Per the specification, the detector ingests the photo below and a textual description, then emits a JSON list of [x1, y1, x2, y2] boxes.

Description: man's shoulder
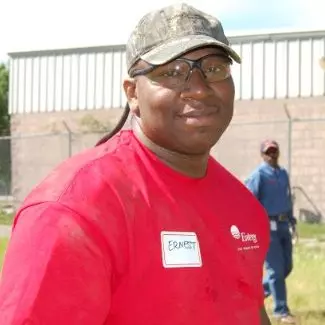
[[243, 163, 264, 181], [279, 166, 289, 174], [10, 133, 135, 256], [253, 163, 266, 173], [250, 163, 274, 179], [21, 130, 136, 208]]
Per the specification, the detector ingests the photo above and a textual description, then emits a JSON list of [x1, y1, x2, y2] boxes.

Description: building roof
[[8, 28, 325, 59]]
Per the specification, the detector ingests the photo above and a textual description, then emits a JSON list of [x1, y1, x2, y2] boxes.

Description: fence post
[[284, 104, 292, 176], [62, 121, 72, 157]]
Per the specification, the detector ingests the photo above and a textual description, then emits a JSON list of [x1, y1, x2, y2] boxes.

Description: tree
[[0, 63, 9, 135], [0, 63, 10, 195]]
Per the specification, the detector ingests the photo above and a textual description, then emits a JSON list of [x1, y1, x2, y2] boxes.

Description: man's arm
[[260, 306, 271, 325], [0, 202, 111, 325]]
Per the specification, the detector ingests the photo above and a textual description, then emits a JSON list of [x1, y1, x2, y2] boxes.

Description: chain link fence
[[214, 117, 325, 223], [1, 117, 325, 221]]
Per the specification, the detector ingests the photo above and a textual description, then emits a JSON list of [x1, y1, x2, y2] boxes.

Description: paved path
[[0, 225, 11, 238]]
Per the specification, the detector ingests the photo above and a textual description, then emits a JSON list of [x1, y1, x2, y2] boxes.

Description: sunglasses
[[130, 54, 232, 90]]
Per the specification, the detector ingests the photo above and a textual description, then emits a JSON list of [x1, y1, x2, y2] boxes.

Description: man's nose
[[180, 69, 214, 99]]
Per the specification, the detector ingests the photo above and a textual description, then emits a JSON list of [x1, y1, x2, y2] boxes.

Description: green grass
[[266, 243, 325, 325], [297, 222, 325, 241]]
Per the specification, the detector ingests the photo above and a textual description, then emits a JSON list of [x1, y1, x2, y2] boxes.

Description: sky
[[1, 0, 325, 62]]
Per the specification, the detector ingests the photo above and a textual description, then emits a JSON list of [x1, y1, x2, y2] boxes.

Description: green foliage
[[0, 63, 9, 135], [0, 63, 10, 194], [0, 209, 13, 225]]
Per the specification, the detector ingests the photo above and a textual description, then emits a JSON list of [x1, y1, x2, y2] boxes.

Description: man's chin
[[180, 136, 220, 156], [268, 159, 278, 166]]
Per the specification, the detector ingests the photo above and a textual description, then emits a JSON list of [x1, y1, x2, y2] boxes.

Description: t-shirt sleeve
[[0, 202, 112, 325]]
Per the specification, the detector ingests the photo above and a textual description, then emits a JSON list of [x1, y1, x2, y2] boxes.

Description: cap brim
[[140, 34, 241, 65], [262, 144, 278, 153]]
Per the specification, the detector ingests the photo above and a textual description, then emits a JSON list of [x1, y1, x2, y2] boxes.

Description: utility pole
[[320, 56, 325, 71], [320, 56, 325, 96]]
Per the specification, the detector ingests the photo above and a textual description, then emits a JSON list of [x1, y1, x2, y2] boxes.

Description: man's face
[[262, 147, 279, 166], [124, 47, 235, 155]]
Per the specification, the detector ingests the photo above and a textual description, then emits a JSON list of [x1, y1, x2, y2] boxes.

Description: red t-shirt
[[0, 130, 269, 325]]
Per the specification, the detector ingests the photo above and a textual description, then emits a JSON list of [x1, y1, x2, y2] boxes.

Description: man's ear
[[123, 78, 140, 117]]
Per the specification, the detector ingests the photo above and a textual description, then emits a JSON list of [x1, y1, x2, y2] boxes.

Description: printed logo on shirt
[[230, 225, 241, 239], [230, 225, 259, 251], [161, 231, 202, 268]]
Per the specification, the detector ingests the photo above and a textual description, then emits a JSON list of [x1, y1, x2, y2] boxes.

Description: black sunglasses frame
[[129, 53, 232, 79]]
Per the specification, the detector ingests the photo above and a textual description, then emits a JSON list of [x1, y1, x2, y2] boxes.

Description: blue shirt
[[245, 162, 296, 225]]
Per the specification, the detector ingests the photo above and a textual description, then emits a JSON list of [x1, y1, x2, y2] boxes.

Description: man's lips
[[180, 109, 217, 118], [179, 101, 220, 118]]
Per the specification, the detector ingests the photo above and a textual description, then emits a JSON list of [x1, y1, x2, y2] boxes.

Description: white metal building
[[8, 29, 325, 114]]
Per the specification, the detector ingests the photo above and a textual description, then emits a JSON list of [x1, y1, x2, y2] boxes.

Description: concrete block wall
[[10, 108, 126, 206], [215, 97, 325, 222], [10, 97, 325, 222]]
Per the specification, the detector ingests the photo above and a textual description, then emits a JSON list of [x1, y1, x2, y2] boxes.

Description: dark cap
[[261, 140, 279, 153], [126, 3, 241, 73]]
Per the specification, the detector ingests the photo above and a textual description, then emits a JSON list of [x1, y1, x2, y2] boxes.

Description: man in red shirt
[[0, 3, 271, 325]]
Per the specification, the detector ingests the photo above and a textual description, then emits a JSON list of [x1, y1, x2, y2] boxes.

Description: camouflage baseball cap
[[126, 3, 241, 73]]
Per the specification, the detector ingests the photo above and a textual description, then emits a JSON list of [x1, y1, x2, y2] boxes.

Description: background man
[[245, 139, 297, 324]]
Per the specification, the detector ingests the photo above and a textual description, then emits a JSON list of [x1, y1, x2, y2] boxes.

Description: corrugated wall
[[9, 46, 127, 114], [8, 30, 325, 114], [230, 31, 325, 100]]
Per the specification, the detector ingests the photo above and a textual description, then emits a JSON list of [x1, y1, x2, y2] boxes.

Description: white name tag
[[161, 231, 202, 268], [270, 220, 277, 231]]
